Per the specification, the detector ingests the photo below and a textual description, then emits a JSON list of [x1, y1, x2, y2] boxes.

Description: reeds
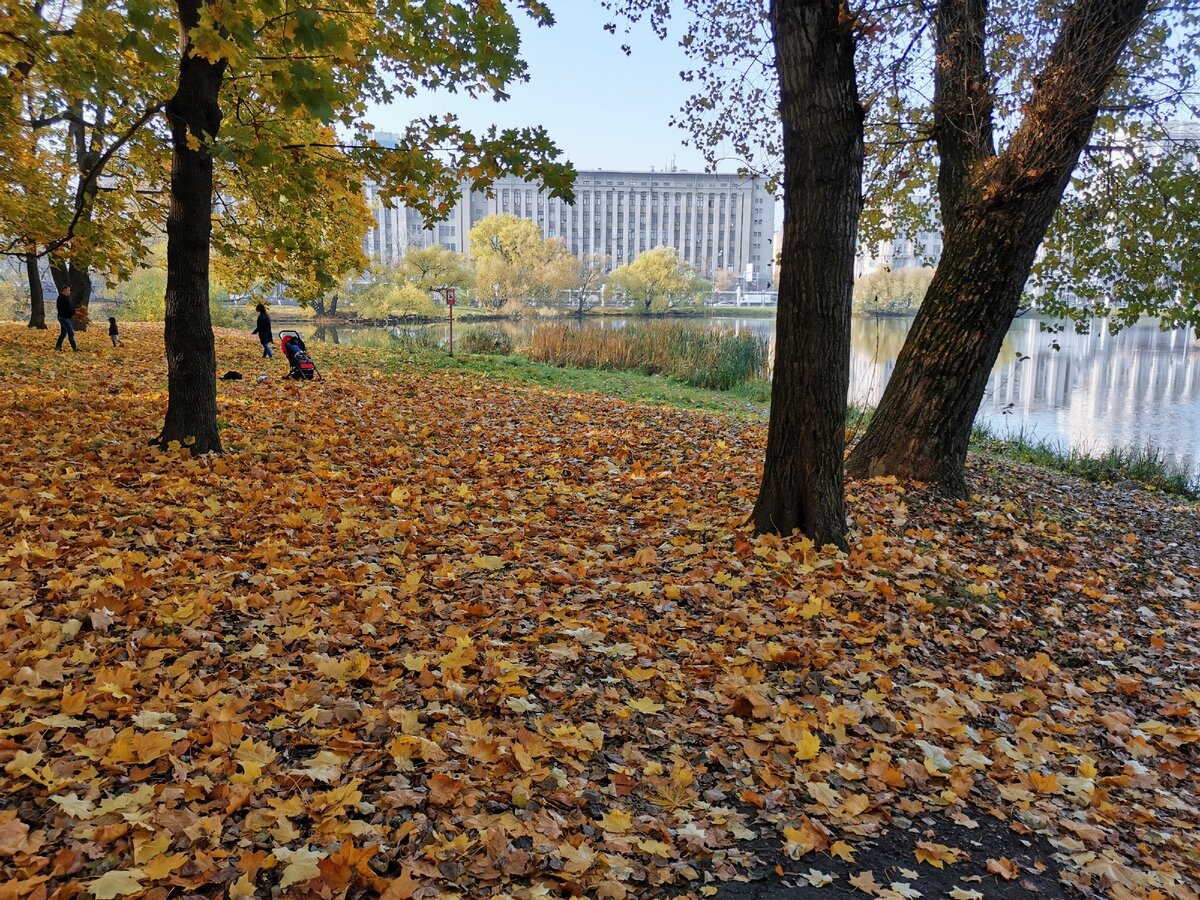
[[528, 322, 769, 391]]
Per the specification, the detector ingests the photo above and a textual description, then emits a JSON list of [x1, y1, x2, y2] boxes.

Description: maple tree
[[468, 214, 576, 312], [3, 0, 575, 452], [0, 0, 170, 328], [1, 322, 1198, 897], [210, 125, 374, 306]]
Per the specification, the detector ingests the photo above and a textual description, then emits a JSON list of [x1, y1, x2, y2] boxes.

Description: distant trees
[[605, 246, 708, 312], [573, 254, 609, 315], [853, 268, 935, 314], [399, 246, 475, 296], [468, 214, 575, 312], [713, 269, 740, 292]]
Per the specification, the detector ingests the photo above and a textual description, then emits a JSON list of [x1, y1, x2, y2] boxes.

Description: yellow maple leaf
[[829, 840, 856, 862], [89, 869, 145, 899], [626, 697, 665, 715], [470, 553, 505, 571], [915, 841, 961, 868], [1030, 771, 1061, 794], [142, 852, 188, 879], [599, 809, 632, 833], [274, 846, 324, 890], [793, 729, 821, 761]]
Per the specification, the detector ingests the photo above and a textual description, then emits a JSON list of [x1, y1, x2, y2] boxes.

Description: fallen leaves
[[0, 324, 1198, 898]]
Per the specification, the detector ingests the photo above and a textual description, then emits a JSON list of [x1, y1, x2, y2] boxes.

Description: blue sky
[[364, 5, 719, 173]]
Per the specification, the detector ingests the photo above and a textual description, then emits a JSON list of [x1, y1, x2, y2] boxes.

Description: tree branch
[[43, 101, 165, 257]]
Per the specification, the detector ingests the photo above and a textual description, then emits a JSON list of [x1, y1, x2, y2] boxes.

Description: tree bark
[[752, 0, 863, 547], [329, 293, 338, 316], [158, 0, 226, 454], [25, 252, 46, 329], [59, 108, 100, 330], [846, 0, 1149, 492]]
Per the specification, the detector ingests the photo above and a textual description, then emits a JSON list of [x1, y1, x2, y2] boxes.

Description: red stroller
[[279, 331, 321, 381]]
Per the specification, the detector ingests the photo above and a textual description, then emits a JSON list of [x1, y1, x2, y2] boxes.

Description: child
[[108, 316, 121, 347]]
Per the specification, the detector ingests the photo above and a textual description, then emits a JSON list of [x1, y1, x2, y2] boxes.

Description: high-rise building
[[362, 150, 776, 286]]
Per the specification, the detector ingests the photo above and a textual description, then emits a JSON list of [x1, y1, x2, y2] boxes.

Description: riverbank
[[2, 323, 1197, 898]]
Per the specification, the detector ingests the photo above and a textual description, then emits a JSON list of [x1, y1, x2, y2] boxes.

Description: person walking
[[252, 303, 273, 358], [54, 285, 78, 352], [108, 316, 121, 347]]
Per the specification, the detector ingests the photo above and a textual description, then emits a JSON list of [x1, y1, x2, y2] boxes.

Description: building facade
[[362, 153, 776, 286]]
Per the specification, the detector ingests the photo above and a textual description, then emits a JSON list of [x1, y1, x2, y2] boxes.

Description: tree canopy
[[605, 246, 707, 312], [603, 0, 1200, 326], [468, 214, 576, 311]]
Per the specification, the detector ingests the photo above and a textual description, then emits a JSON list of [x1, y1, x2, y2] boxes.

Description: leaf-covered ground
[[1, 323, 1197, 900]]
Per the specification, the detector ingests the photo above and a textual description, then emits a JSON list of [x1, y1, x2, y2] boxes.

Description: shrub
[[460, 327, 514, 355], [854, 266, 934, 313], [528, 322, 769, 391]]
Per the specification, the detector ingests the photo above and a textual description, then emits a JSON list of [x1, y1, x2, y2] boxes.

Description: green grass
[[359, 345, 771, 420], [528, 321, 770, 391], [970, 423, 1200, 499]]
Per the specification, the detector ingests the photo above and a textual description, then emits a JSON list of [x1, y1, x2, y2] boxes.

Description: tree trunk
[[329, 293, 338, 316], [158, 0, 226, 454], [751, 0, 863, 547], [314, 296, 326, 317], [67, 262, 92, 330], [846, 0, 1149, 492], [25, 252, 46, 329]]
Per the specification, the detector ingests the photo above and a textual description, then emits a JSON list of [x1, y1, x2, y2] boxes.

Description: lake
[[307, 314, 1200, 476]]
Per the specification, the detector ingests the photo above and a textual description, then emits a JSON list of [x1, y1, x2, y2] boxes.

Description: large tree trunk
[[329, 293, 338, 316], [158, 0, 226, 454], [59, 109, 101, 331], [846, 0, 1149, 492], [751, 0, 862, 547], [25, 252, 46, 329]]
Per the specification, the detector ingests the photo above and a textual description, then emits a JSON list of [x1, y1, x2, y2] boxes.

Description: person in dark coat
[[54, 286, 78, 352], [108, 316, 121, 347], [252, 303, 273, 358]]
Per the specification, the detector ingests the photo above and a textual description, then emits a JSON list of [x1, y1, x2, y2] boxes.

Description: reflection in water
[[309, 314, 1200, 475]]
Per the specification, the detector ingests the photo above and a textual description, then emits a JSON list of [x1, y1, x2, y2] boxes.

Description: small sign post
[[445, 287, 457, 357]]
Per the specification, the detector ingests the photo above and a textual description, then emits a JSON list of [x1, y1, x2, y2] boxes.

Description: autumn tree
[[573, 253, 608, 315], [211, 125, 373, 307], [844, 0, 1167, 490], [115, 2, 574, 452], [853, 266, 935, 313], [605, 246, 706, 313], [0, 0, 171, 329], [0, 1, 375, 344], [713, 268, 739, 292], [399, 245, 474, 296], [468, 214, 575, 311]]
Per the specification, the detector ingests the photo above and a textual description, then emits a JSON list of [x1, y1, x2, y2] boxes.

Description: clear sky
[[363, 5, 721, 174]]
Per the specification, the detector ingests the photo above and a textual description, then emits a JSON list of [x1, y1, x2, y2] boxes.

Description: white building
[[362, 146, 776, 286], [855, 228, 943, 277]]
